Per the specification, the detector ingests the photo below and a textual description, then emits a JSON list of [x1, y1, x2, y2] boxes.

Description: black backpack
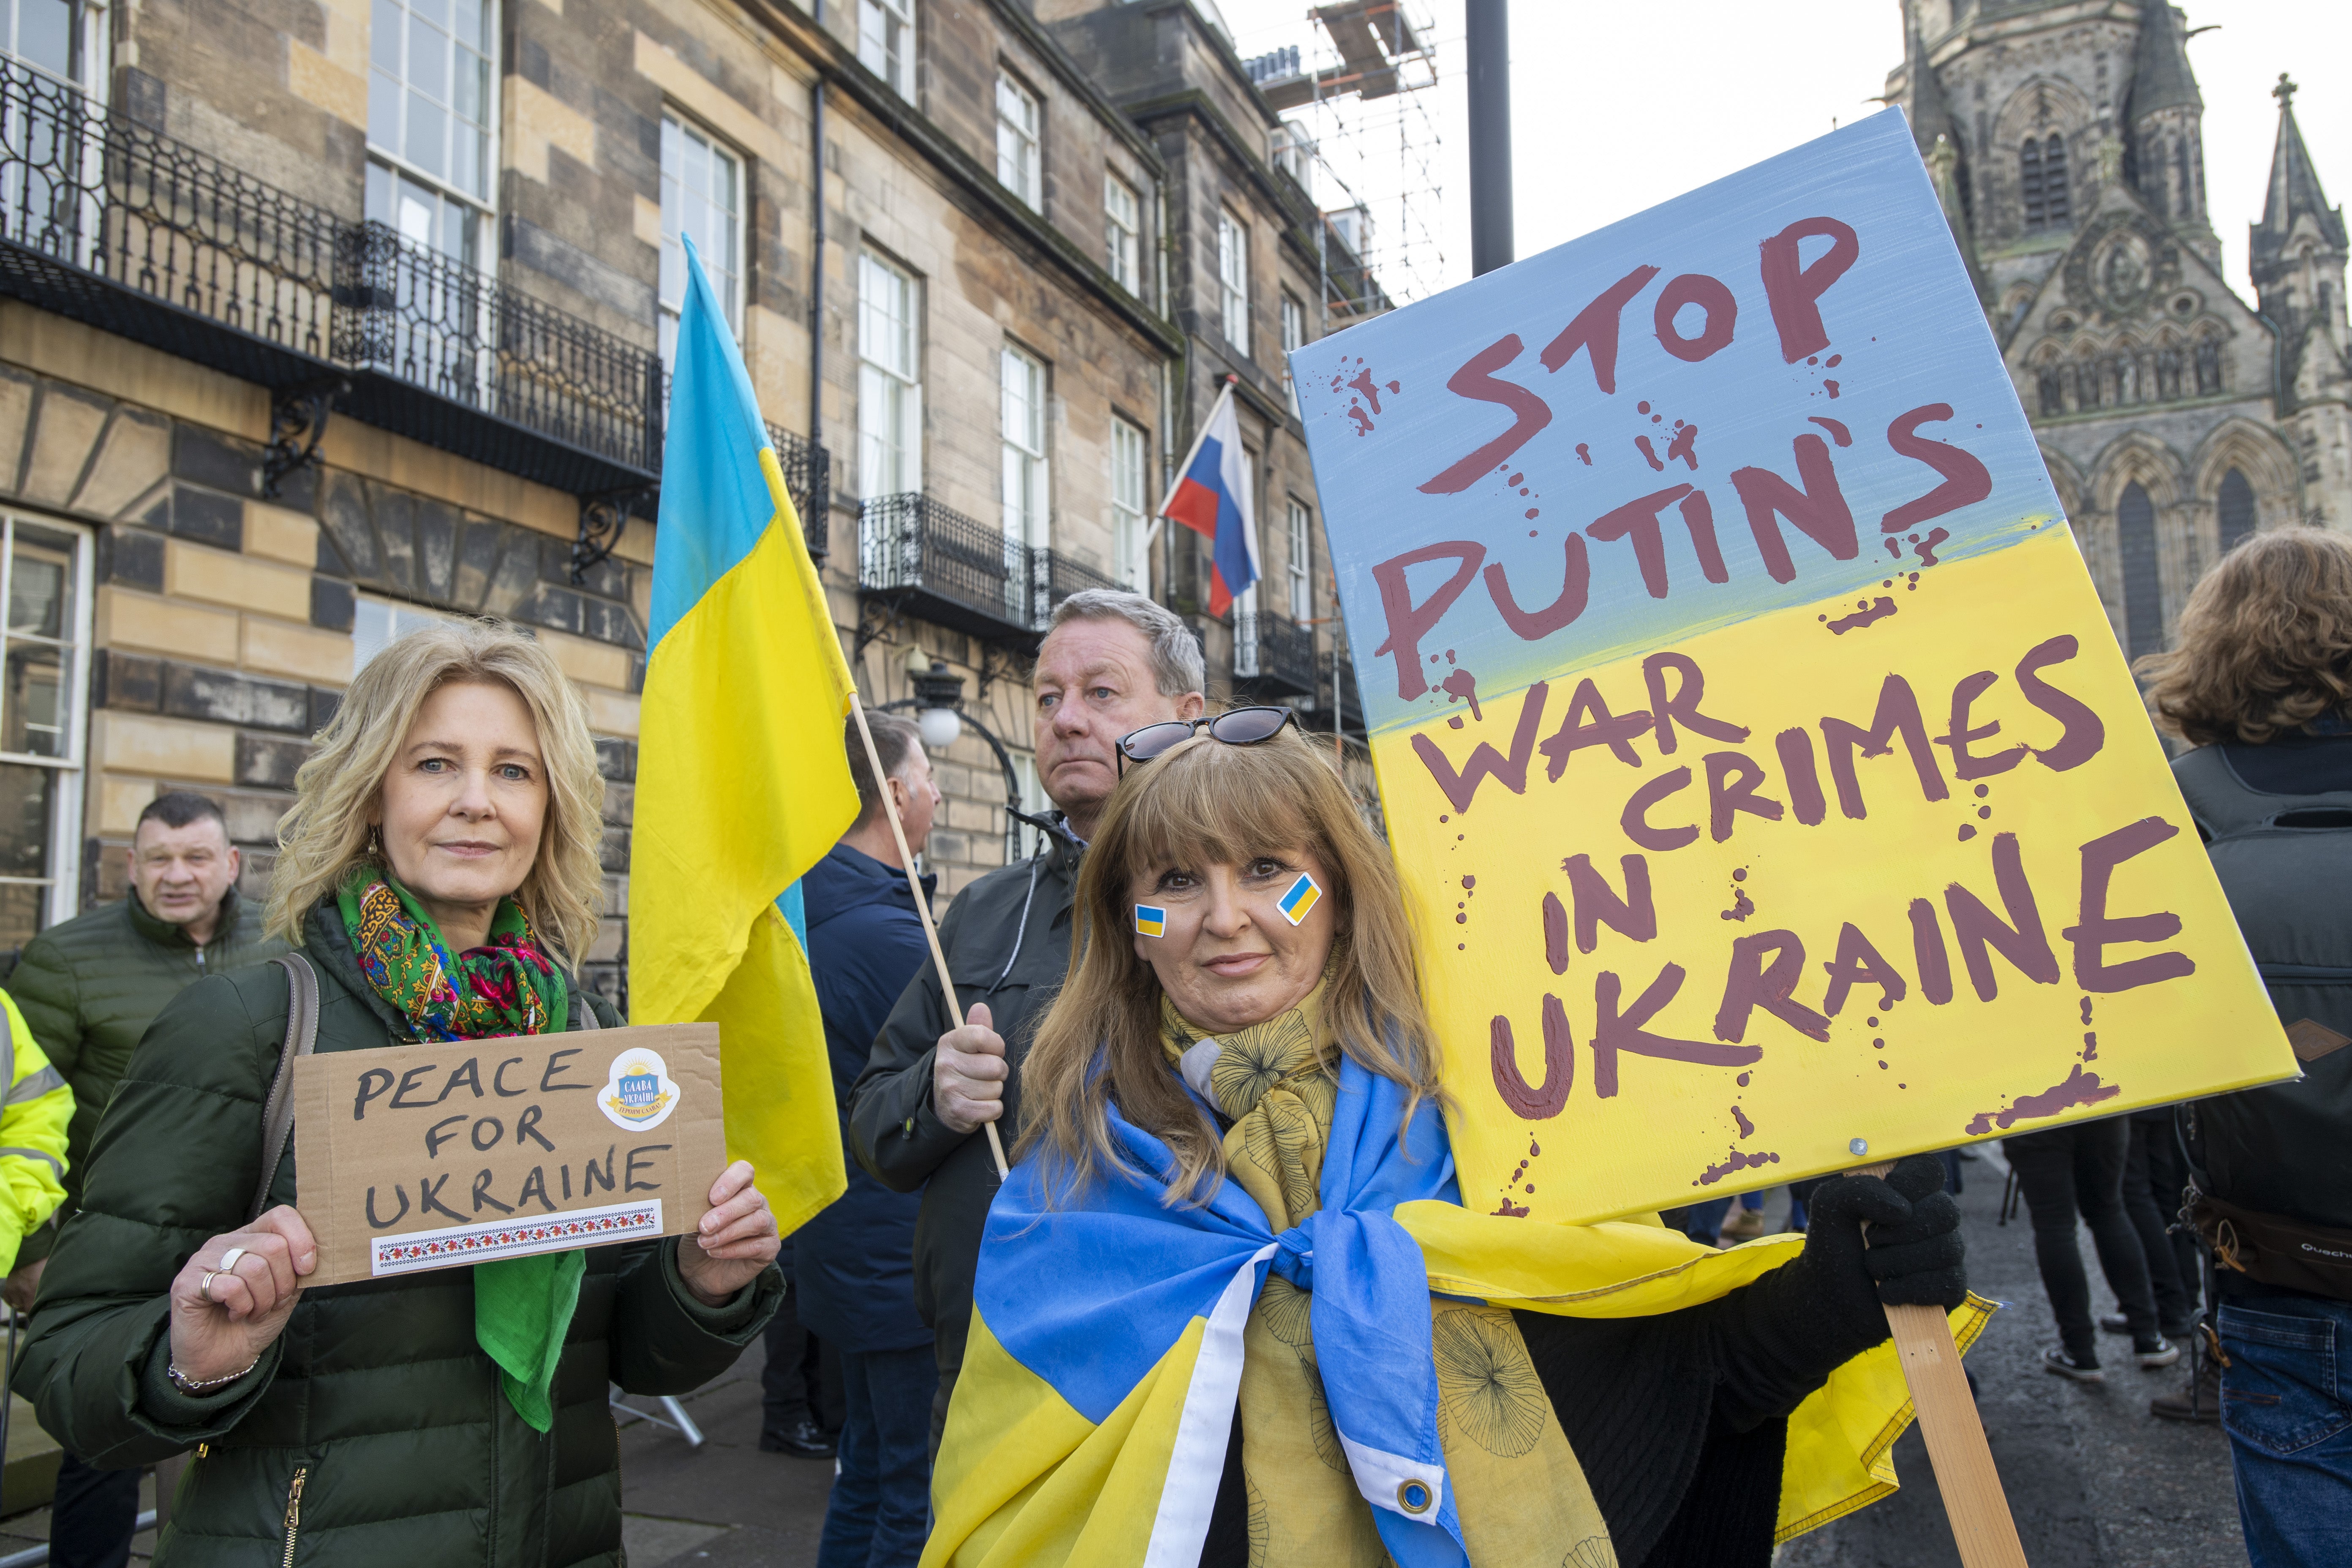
[[2173, 743, 2352, 1233]]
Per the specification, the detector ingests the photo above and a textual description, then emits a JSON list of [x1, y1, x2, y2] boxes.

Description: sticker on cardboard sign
[[601, 1048, 681, 1132]]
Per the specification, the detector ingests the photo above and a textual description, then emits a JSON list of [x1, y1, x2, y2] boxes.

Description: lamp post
[[884, 655, 1032, 864]]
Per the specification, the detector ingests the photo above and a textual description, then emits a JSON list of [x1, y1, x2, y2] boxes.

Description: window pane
[[373, 0, 403, 72], [8, 544, 68, 637], [0, 762, 54, 880], [406, 89, 446, 176], [18, 0, 73, 80], [408, 19, 447, 101], [370, 69, 403, 150], [3, 640, 65, 757]]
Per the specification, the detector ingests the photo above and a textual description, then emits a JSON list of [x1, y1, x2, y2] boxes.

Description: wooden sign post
[[1286, 110, 2297, 1557], [292, 1022, 728, 1286]]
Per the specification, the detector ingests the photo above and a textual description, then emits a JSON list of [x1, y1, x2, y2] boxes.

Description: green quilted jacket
[[5, 888, 285, 1263], [10, 901, 781, 1568]]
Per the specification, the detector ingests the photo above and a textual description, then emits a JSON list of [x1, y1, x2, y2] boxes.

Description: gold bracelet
[[166, 1353, 262, 1394]]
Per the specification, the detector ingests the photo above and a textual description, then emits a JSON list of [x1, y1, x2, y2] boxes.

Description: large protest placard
[[1290, 111, 2298, 1226], [292, 1023, 726, 1286]]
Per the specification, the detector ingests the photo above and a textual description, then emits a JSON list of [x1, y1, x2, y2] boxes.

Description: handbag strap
[[250, 954, 321, 1223]]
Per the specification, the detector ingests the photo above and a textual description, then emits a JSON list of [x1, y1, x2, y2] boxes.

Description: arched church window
[[2037, 368, 2063, 417], [2043, 136, 2070, 225], [2218, 468, 2256, 553], [2021, 139, 2045, 228], [2172, 138, 2192, 219], [2118, 481, 2164, 659]]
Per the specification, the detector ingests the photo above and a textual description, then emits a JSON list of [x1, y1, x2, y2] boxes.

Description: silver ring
[[218, 1247, 248, 1272], [199, 1269, 220, 1300]]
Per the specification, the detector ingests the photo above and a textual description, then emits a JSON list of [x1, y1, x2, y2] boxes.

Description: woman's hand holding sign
[[677, 1160, 781, 1307], [167, 1205, 318, 1389]]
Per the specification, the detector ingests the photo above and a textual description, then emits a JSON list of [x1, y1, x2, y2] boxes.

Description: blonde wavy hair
[[267, 618, 607, 967], [2134, 525, 2352, 746], [1015, 725, 1445, 1202]]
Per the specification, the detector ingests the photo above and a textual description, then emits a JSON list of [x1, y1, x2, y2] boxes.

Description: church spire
[[2126, 0, 2200, 122], [1902, 11, 1957, 154], [2251, 74, 2348, 288]]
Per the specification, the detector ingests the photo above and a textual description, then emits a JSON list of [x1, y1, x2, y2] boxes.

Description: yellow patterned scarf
[[1159, 987, 1619, 1567]]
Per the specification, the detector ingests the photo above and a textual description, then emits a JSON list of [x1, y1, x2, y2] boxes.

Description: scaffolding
[[1239, 1, 1446, 329]]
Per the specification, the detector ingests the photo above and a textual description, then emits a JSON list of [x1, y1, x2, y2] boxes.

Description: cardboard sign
[[1289, 111, 2298, 1225], [292, 1024, 726, 1286]]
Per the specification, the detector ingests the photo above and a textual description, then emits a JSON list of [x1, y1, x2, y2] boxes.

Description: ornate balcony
[[859, 493, 1125, 652], [0, 61, 831, 575], [1232, 609, 1319, 700]]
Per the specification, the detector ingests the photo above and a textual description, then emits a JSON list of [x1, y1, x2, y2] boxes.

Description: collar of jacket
[[811, 841, 937, 911], [126, 885, 240, 951], [1039, 813, 1086, 879]]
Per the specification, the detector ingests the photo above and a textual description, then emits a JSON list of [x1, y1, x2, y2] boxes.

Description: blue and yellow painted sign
[[1290, 110, 2296, 1225]]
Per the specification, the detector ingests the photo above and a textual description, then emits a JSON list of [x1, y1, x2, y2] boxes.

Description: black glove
[[1701, 1154, 1968, 1430], [1795, 1154, 1969, 1342]]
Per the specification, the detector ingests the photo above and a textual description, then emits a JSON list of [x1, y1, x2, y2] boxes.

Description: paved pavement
[[0, 1143, 2250, 1566]]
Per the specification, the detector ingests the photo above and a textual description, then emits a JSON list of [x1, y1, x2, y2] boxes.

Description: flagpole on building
[[1146, 374, 1239, 549], [847, 689, 1011, 1180]]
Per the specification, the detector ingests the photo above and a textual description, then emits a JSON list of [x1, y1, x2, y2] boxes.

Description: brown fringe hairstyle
[[2134, 525, 2352, 746], [1014, 725, 1444, 1203]]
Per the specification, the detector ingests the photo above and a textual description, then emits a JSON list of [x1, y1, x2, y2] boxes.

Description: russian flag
[[1160, 382, 1260, 616]]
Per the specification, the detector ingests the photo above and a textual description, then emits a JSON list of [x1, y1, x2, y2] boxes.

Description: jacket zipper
[[280, 1467, 306, 1567]]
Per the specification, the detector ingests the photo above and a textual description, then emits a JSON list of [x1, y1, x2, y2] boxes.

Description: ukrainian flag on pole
[[631, 235, 858, 1236]]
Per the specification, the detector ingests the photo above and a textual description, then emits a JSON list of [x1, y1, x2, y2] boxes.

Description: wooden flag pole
[[849, 690, 1010, 1180], [1851, 1162, 2027, 1568]]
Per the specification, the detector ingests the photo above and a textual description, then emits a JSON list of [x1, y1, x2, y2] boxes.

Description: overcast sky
[[1215, 0, 2350, 305]]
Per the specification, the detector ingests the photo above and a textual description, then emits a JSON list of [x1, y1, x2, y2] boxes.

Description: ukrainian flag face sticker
[[1133, 904, 1167, 938], [1276, 873, 1321, 926]]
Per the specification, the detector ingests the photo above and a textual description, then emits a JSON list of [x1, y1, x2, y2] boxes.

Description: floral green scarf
[[338, 873, 583, 1432]]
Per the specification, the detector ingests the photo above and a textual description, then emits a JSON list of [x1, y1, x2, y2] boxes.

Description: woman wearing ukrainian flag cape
[[923, 721, 1991, 1568]]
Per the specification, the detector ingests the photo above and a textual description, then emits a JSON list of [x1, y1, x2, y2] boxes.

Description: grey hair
[[1048, 589, 1205, 697]]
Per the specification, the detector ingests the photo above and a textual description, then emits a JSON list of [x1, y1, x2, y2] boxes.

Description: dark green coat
[[11, 901, 780, 1568], [5, 887, 285, 1263]]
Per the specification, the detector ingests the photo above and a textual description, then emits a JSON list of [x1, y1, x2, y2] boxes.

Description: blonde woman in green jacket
[[11, 620, 784, 1567]]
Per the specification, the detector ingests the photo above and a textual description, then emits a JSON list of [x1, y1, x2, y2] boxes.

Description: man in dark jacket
[[3, 790, 282, 1568], [848, 590, 1206, 1453], [796, 712, 942, 1567]]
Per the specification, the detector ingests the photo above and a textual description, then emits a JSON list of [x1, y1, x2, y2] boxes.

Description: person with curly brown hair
[[2131, 525, 2352, 1567], [921, 717, 1975, 1568]]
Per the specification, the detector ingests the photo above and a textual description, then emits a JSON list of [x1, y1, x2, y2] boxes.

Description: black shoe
[[2150, 1356, 2223, 1423], [2099, 1312, 2132, 1335], [2042, 1346, 2104, 1383], [2134, 1336, 2181, 1369], [759, 1418, 837, 1459]]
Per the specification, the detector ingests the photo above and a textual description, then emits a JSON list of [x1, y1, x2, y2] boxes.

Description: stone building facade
[[1891, 0, 2351, 660], [0, 0, 1388, 980]]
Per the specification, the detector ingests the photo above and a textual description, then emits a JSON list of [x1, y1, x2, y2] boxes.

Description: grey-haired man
[[847, 591, 1206, 1451]]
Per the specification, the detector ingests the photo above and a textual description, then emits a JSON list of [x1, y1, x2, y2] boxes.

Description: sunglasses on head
[[1116, 706, 1298, 776]]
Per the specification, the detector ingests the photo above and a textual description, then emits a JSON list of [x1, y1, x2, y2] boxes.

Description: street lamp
[[908, 656, 966, 752]]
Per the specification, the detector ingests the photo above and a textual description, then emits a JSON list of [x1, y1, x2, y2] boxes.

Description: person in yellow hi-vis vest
[[0, 990, 72, 1278]]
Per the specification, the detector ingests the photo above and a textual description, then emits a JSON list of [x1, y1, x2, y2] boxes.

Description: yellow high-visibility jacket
[[0, 990, 72, 1276]]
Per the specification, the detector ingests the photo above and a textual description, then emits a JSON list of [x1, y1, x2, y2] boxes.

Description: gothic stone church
[[1890, 1, 2351, 661]]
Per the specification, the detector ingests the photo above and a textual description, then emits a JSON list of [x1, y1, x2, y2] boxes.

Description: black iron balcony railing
[[1233, 609, 1318, 698], [1029, 545, 1125, 629], [0, 60, 669, 501], [766, 423, 832, 561], [0, 60, 842, 582], [859, 493, 1124, 651]]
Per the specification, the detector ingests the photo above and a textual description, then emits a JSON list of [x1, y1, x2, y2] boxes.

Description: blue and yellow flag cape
[[926, 1057, 1994, 1566], [630, 235, 858, 1236]]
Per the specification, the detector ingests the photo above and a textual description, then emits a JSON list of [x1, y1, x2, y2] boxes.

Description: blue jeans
[[2220, 1294, 2352, 1568], [816, 1344, 939, 1568]]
